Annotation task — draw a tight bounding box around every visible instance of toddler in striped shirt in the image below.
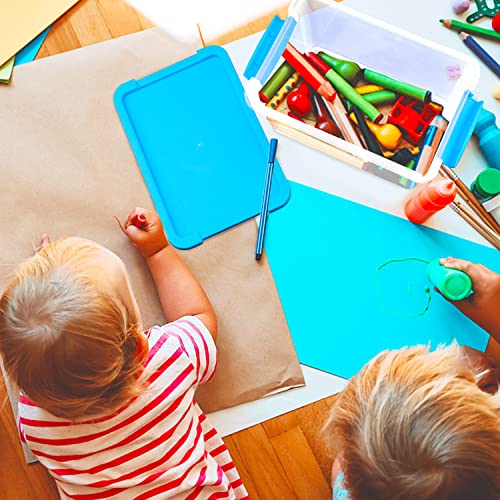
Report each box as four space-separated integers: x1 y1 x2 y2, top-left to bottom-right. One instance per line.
0 208 248 500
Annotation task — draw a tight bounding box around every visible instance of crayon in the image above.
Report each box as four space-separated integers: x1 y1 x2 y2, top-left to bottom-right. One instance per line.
459 32 500 78
282 43 336 102
266 72 299 109
317 52 362 83
306 52 383 123
259 62 295 103
363 69 431 103
440 18 500 42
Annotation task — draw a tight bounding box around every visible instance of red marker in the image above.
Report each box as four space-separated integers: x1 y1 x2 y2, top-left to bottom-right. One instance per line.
131 213 147 229
282 43 337 102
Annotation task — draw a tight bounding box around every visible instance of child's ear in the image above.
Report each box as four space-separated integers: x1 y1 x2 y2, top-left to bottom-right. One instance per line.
136 331 149 363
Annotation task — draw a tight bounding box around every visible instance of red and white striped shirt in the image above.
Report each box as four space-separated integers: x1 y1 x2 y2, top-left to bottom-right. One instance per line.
18 316 248 500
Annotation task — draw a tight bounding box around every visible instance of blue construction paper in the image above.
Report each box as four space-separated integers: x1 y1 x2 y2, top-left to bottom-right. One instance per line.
115 46 290 250
266 182 499 379
14 27 51 66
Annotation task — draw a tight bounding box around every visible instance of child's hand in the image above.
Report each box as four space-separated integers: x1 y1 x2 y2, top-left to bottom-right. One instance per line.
440 257 500 341
124 208 169 258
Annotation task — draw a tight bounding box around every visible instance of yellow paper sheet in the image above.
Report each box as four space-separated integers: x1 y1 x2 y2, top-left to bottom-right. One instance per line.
0 0 79 66
0 56 14 83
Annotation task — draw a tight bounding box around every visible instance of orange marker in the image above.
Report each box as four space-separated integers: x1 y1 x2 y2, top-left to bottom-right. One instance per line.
131 213 146 229
405 179 457 224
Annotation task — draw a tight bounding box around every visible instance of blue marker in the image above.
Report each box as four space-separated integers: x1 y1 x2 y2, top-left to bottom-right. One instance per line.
256 138 278 261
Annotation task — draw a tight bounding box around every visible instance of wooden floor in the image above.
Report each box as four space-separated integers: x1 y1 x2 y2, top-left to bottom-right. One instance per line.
2 1 500 498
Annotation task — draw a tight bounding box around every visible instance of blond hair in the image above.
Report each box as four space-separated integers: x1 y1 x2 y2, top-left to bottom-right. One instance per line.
0 238 146 420
326 344 500 500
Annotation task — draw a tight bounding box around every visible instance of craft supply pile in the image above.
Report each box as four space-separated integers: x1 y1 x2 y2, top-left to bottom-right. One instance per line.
259 46 444 174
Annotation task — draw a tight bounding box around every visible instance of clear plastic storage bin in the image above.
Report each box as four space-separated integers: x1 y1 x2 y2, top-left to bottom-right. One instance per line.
244 0 481 187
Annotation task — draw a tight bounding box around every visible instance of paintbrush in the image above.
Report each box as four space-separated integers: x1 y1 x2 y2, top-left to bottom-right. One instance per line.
440 165 500 235
449 201 500 250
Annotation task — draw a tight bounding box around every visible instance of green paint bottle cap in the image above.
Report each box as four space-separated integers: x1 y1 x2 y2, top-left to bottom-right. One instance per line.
426 259 472 301
472 168 500 199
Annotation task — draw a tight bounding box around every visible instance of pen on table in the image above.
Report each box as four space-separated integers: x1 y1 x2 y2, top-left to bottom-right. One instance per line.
458 31 500 78
256 138 278 261
415 115 448 174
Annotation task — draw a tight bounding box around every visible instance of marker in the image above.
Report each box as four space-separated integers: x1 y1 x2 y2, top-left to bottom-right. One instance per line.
259 62 295 103
459 31 500 78
256 139 278 261
131 213 147 229
415 116 448 175
363 68 431 103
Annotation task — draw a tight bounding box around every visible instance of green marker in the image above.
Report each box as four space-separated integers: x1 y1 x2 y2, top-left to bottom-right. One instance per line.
317 52 361 84
307 52 383 123
471 168 500 201
363 90 397 106
363 68 432 103
259 62 294 103
345 91 397 113
426 259 472 301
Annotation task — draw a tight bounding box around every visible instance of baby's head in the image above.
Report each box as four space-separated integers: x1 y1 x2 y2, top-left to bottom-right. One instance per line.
326 344 500 500
0 237 147 420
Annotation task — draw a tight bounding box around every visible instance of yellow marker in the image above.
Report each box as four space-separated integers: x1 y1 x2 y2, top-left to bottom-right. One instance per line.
355 84 384 95
350 113 402 150
266 72 300 109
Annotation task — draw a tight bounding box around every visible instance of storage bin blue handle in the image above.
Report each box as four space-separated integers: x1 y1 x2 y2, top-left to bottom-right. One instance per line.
439 91 483 169
244 15 297 83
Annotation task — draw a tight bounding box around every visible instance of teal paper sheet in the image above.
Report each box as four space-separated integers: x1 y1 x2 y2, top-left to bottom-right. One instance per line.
266 182 499 379
15 27 51 66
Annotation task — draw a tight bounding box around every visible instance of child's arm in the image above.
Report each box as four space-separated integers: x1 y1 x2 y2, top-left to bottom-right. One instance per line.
124 208 217 339
441 257 500 344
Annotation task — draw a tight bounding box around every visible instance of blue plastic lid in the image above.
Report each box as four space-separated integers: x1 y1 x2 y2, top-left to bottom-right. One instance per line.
115 46 290 249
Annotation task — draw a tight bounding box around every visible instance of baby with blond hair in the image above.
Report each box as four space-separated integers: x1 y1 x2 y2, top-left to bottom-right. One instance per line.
0 208 248 499
326 258 500 500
